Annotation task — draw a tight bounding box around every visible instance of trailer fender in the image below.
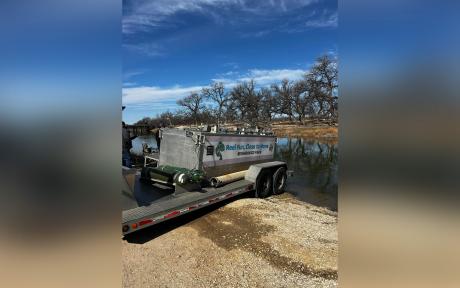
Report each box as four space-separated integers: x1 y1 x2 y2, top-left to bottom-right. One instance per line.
245 161 287 198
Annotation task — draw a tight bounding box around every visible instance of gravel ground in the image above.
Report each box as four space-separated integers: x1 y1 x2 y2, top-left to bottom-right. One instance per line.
122 194 338 288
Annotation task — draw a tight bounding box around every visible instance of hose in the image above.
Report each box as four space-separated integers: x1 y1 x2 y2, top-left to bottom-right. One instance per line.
210 170 247 188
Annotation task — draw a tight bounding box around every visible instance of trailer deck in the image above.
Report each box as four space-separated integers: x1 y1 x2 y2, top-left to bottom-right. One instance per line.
122 174 254 235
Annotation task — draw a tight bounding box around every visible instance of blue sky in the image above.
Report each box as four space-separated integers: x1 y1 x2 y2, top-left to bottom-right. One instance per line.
122 0 337 124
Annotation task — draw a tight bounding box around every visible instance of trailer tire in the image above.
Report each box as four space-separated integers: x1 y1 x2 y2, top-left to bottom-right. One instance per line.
256 171 273 198
273 167 287 195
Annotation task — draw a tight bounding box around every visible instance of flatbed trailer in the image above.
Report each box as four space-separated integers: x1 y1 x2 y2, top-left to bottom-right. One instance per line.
122 161 289 235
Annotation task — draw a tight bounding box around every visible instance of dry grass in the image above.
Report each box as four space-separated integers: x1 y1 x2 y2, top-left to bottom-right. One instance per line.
171 122 339 143
271 124 338 143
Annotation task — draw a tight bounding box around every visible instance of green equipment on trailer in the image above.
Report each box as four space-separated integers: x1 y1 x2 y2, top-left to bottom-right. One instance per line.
141 165 206 185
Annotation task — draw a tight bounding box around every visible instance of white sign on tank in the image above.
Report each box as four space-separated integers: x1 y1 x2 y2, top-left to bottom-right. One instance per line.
203 135 275 167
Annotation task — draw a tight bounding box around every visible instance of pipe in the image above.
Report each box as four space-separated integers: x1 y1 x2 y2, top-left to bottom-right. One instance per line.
210 170 247 188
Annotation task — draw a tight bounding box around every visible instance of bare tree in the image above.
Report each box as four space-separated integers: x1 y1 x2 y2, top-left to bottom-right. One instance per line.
230 80 250 121
271 79 295 121
307 55 338 120
246 80 261 123
258 87 276 123
138 53 338 127
230 80 260 124
223 100 238 123
201 82 229 129
136 116 152 126
199 107 216 124
292 80 312 122
176 92 205 126
159 111 174 126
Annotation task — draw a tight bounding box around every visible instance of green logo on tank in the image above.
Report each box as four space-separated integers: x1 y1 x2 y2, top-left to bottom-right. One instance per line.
215 141 225 160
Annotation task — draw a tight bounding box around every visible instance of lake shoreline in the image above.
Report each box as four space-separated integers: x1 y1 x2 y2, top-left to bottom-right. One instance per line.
271 124 338 144
168 123 338 144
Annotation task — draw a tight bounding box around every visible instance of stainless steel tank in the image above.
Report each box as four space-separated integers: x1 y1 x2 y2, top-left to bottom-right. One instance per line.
158 128 276 178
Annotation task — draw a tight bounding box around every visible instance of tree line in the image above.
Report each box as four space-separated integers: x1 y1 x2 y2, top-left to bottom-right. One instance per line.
135 54 337 128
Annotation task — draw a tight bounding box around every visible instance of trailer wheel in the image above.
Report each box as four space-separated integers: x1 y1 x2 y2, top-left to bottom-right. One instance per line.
273 167 287 195
256 171 273 198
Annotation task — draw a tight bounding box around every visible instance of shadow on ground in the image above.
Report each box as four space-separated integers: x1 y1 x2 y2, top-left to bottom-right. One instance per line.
122 192 253 244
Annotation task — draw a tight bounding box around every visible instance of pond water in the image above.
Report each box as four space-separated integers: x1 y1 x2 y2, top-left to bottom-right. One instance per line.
131 135 158 155
131 136 338 211
274 138 338 211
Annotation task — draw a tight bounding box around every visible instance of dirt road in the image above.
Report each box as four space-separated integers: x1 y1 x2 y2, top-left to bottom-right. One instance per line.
122 194 338 287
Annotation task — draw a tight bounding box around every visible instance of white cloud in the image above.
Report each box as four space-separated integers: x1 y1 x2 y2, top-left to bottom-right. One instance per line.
242 69 306 84
123 68 307 106
123 0 231 34
123 85 205 105
123 43 164 57
123 70 147 80
214 68 307 87
123 0 318 34
123 82 137 87
223 62 239 70
305 11 337 28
